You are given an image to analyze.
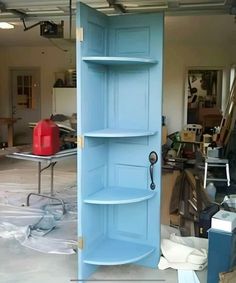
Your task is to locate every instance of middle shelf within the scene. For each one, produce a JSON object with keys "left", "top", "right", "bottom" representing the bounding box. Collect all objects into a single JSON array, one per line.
[
  {"left": 84, "top": 187, "right": 156, "bottom": 204},
  {"left": 84, "top": 128, "right": 157, "bottom": 138},
  {"left": 82, "top": 56, "right": 158, "bottom": 65}
]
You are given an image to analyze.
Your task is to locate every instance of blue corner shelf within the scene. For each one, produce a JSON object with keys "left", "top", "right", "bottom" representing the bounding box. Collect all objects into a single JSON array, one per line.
[{"left": 77, "top": 2, "right": 163, "bottom": 280}]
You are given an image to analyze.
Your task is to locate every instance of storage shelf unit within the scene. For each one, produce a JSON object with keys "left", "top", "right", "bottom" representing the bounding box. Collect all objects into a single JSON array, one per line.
[{"left": 77, "top": 2, "right": 163, "bottom": 281}]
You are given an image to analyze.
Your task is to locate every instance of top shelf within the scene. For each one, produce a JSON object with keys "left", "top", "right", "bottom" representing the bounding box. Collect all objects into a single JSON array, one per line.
[{"left": 82, "top": 56, "right": 158, "bottom": 65}]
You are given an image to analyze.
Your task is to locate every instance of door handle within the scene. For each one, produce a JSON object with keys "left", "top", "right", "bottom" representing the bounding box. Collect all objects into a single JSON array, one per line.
[{"left": 149, "top": 151, "right": 158, "bottom": 190}]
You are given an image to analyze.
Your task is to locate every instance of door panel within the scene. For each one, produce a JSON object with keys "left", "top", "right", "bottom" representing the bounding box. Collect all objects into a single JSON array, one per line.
[{"left": 11, "top": 69, "right": 41, "bottom": 145}]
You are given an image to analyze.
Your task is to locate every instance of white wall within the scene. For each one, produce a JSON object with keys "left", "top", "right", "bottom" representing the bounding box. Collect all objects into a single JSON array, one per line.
[
  {"left": 163, "top": 14, "right": 236, "bottom": 134},
  {"left": 0, "top": 45, "right": 75, "bottom": 119}
]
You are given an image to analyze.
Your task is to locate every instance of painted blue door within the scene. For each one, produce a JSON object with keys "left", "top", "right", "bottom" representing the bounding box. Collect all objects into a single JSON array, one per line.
[{"left": 76, "top": 2, "right": 164, "bottom": 281}]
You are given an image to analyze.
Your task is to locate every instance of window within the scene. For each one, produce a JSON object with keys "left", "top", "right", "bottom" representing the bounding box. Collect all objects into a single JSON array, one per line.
[{"left": 16, "top": 75, "right": 33, "bottom": 109}]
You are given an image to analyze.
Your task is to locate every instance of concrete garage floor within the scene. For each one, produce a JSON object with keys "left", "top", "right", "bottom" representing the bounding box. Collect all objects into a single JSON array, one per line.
[{"left": 0, "top": 155, "right": 207, "bottom": 283}]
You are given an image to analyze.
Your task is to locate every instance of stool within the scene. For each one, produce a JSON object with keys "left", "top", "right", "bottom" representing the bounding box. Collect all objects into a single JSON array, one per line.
[{"left": 203, "top": 157, "right": 230, "bottom": 188}]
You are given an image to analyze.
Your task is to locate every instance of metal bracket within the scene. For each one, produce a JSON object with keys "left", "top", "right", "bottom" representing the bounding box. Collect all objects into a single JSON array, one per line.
[
  {"left": 77, "top": 27, "right": 83, "bottom": 42},
  {"left": 77, "top": 136, "right": 84, "bottom": 148},
  {"left": 78, "top": 237, "right": 84, "bottom": 249}
]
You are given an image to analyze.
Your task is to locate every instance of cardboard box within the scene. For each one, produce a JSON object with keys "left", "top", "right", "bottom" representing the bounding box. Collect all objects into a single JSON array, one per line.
[
  {"left": 170, "top": 213, "right": 181, "bottom": 227},
  {"left": 180, "top": 130, "right": 196, "bottom": 142},
  {"left": 211, "top": 210, "right": 236, "bottom": 232}
]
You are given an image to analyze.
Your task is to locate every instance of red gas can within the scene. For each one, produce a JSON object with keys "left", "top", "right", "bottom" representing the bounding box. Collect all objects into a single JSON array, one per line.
[{"left": 33, "top": 119, "right": 60, "bottom": 156}]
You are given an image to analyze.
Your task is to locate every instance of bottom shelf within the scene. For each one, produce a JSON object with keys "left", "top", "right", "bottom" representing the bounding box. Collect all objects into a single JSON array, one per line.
[{"left": 84, "top": 238, "right": 155, "bottom": 265}]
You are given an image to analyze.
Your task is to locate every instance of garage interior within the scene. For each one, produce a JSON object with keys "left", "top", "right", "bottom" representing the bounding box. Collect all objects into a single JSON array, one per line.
[{"left": 0, "top": 1, "right": 236, "bottom": 282}]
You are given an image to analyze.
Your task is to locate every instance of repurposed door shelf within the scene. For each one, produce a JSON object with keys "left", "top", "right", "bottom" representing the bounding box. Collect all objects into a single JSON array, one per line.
[{"left": 77, "top": 2, "right": 164, "bottom": 281}]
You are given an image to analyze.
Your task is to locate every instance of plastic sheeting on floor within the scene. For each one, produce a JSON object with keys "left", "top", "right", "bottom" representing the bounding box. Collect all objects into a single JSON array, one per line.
[
  {"left": 0, "top": 204, "right": 77, "bottom": 254},
  {"left": 0, "top": 164, "right": 77, "bottom": 255}
]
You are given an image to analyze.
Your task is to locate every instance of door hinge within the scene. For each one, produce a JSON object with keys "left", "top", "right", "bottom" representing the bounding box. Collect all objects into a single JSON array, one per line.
[
  {"left": 78, "top": 237, "right": 84, "bottom": 249},
  {"left": 77, "top": 136, "right": 84, "bottom": 148},
  {"left": 77, "top": 27, "right": 84, "bottom": 42}
]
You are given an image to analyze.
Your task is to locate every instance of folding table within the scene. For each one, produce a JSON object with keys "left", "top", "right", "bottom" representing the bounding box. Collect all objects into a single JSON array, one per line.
[{"left": 7, "top": 148, "right": 77, "bottom": 196}]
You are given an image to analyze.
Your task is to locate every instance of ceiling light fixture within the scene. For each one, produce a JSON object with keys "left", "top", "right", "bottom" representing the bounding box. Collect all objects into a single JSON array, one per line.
[{"left": 0, "top": 22, "right": 14, "bottom": 29}]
